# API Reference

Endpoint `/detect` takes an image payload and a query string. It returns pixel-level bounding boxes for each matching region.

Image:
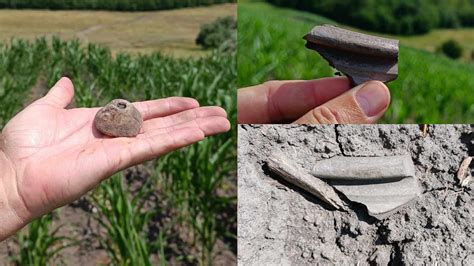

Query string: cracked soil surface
[238,124,473,265]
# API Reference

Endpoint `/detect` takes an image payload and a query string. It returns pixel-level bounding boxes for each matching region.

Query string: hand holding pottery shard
[304,25,399,86]
[94,99,143,137]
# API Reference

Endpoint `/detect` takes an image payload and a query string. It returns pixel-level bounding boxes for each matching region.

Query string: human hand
[237,77,390,124]
[0,77,230,240]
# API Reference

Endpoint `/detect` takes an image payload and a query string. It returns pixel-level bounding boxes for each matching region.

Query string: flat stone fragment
[311,155,421,219]
[304,24,399,86]
[94,99,143,137]
[267,152,346,210]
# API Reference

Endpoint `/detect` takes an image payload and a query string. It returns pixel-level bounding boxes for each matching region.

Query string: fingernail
[355,81,389,116]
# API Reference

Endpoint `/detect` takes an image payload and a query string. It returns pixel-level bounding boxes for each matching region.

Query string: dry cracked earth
[238,124,473,265]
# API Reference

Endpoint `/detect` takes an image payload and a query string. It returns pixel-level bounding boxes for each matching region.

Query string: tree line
[267,0,474,35]
[0,0,235,11]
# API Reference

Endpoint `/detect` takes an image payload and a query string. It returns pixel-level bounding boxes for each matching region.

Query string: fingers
[124,128,206,167]
[133,97,200,120]
[109,117,230,172]
[294,81,390,124]
[41,77,75,108]
[238,77,351,123]
[141,116,231,137]
[141,106,227,132]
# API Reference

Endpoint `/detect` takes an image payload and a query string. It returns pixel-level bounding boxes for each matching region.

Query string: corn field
[0,37,236,265]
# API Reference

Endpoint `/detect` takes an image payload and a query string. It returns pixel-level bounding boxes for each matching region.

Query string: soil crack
[422,186,467,195]
[334,125,347,156]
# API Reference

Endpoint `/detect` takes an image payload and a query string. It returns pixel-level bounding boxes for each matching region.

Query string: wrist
[0,149,27,241]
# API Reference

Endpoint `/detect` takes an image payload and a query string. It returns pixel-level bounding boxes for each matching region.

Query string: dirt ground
[0,3,236,57]
[238,124,473,265]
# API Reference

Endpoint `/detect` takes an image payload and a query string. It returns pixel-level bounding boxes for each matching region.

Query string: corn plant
[91,174,156,266]
[11,213,76,266]
[156,137,236,264]
[0,38,49,126]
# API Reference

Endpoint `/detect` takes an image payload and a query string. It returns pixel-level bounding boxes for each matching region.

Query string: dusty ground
[0,3,236,57]
[238,124,473,265]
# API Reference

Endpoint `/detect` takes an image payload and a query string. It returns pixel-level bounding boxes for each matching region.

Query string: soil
[238,124,473,265]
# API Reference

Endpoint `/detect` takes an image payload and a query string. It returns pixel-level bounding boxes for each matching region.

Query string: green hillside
[266,0,474,35]
[238,2,474,123]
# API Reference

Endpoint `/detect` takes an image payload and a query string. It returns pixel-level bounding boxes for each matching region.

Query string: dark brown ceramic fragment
[304,24,399,86]
[94,99,143,137]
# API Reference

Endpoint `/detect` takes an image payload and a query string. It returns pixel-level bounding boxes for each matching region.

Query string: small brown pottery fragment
[94,99,143,137]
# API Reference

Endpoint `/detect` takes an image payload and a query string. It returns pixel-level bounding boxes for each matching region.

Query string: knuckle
[263,80,279,88]
[311,106,341,124]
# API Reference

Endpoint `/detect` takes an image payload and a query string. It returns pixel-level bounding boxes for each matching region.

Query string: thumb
[40,77,75,108]
[294,81,390,124]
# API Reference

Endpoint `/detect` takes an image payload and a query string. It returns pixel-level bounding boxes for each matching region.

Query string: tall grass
[238,2,474,123]
[0,37,236,264]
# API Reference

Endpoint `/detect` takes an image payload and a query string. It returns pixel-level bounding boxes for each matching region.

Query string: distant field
[395,28,474,62]
[0,3,236,57]
[353,26,474,62]
[238,2,474,123]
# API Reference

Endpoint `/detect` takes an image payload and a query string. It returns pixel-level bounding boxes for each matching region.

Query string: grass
[238,2,474,123]
[0,37,236,265]
[0,3,237,57]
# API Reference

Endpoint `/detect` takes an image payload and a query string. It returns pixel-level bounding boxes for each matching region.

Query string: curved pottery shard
[94,99,143,137]
[304,25,399,86]
[312,155,421,219]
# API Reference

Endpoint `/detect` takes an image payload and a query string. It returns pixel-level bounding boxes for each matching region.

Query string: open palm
[0,77,230,224]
